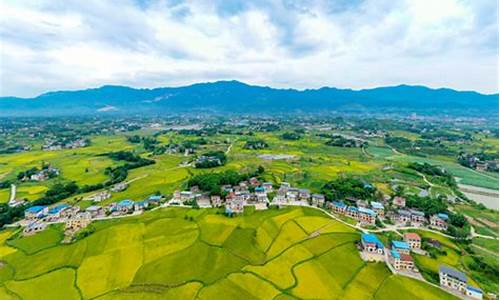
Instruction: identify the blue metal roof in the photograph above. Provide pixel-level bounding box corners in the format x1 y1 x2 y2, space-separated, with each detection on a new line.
390 249 401 259
371 201 384 209
466 286 482 294
333 201 346 208
361 233 384 248
439 265 467 282
392 240 410 250
148 195 161 200
347 206 358 212
437 213 449 220
118 199 134 206
48 204 69 214
358 207 376 216
25 206 46 213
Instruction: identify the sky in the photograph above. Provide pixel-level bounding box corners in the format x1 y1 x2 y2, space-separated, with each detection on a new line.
0 0 498 97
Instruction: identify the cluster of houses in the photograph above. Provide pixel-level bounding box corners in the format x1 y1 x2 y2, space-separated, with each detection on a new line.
170 178 275 214
22 195 163 236
272 182 326 207
20 166 60 182
459 153 498 173
169 181 327 215
329 195 450 231
42 138 88 151
439 265 483 300
360 232 422 273
359 232 485 299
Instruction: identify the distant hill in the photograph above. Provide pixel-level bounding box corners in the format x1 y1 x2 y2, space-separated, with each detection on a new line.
0 80 497 117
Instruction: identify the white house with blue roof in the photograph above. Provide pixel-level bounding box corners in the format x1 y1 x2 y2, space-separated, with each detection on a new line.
391 240 411 255
439 265 467 293
117 199 135 212
466 285 483 300
361 233 384 254
25 205 49 220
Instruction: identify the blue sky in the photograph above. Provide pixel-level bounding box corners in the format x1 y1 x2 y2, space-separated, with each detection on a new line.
0 0 497 97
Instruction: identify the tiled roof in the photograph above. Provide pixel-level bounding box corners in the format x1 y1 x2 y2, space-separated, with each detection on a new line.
404 232 421 241
358 207 376 216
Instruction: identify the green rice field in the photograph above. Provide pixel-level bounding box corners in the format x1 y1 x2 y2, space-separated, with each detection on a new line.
0 206 460 300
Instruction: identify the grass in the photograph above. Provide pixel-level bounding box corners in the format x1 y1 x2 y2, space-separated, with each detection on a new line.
7 224 63 255
375 275 460 300
5 268 81 300
0 206 462 299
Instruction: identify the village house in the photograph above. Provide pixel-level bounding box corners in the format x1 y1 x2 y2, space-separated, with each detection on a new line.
393 196 406 207
280 182 291 190
210 195 223 207
427 238 442 249
262 182 273 193
346 206 358 218
361 233 384 261
430 213 449 230
117 199 135 212
249 177 260 186
111 182 128 192
311 194 325 207
86 205 105 218
391 240 411 255
272 194 287 205
298 189 311 201
147 195 162 205
389 249 415 271
394 209 411 225
60 206 80 218
403 233 421 250
89 191 111 202
23 221 47 236
332 201 347 214
225 197 244 214
439 265 467 293
180 191 194 202
196 195 212 208
466 286 483 300
134 201 149 211
65 212 92 232
370 201 384 217
25 205 49 220
44 204 70 222
357 207 376 225
409 209 426 226
356 199 368 208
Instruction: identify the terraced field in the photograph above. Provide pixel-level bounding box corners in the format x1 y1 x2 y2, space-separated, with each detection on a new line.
0 206 459 300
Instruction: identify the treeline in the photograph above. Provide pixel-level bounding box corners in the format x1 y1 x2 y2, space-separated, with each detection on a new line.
325 135 365 148
281 132 301 140
243 140 269 150
321 177 376 201
187 167 264 195
195 151 227 169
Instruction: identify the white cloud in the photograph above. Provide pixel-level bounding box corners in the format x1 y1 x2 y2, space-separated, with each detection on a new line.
0 0 497 97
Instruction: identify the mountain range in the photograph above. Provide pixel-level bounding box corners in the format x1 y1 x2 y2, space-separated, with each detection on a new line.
0 80 497 117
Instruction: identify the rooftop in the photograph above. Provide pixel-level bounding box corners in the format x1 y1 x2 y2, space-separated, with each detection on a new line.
439 265 467 282
371 201 384 209
404 232 421 241
361 233 384 248
466 286 483 294
437 213 449 220
25 206 47 213
392 240 410 250
118 199 134 206
390 249 400 259
333 201 346 207
358 207 376 216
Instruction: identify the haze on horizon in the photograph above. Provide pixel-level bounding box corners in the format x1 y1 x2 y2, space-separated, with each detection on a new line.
0 0 498 97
